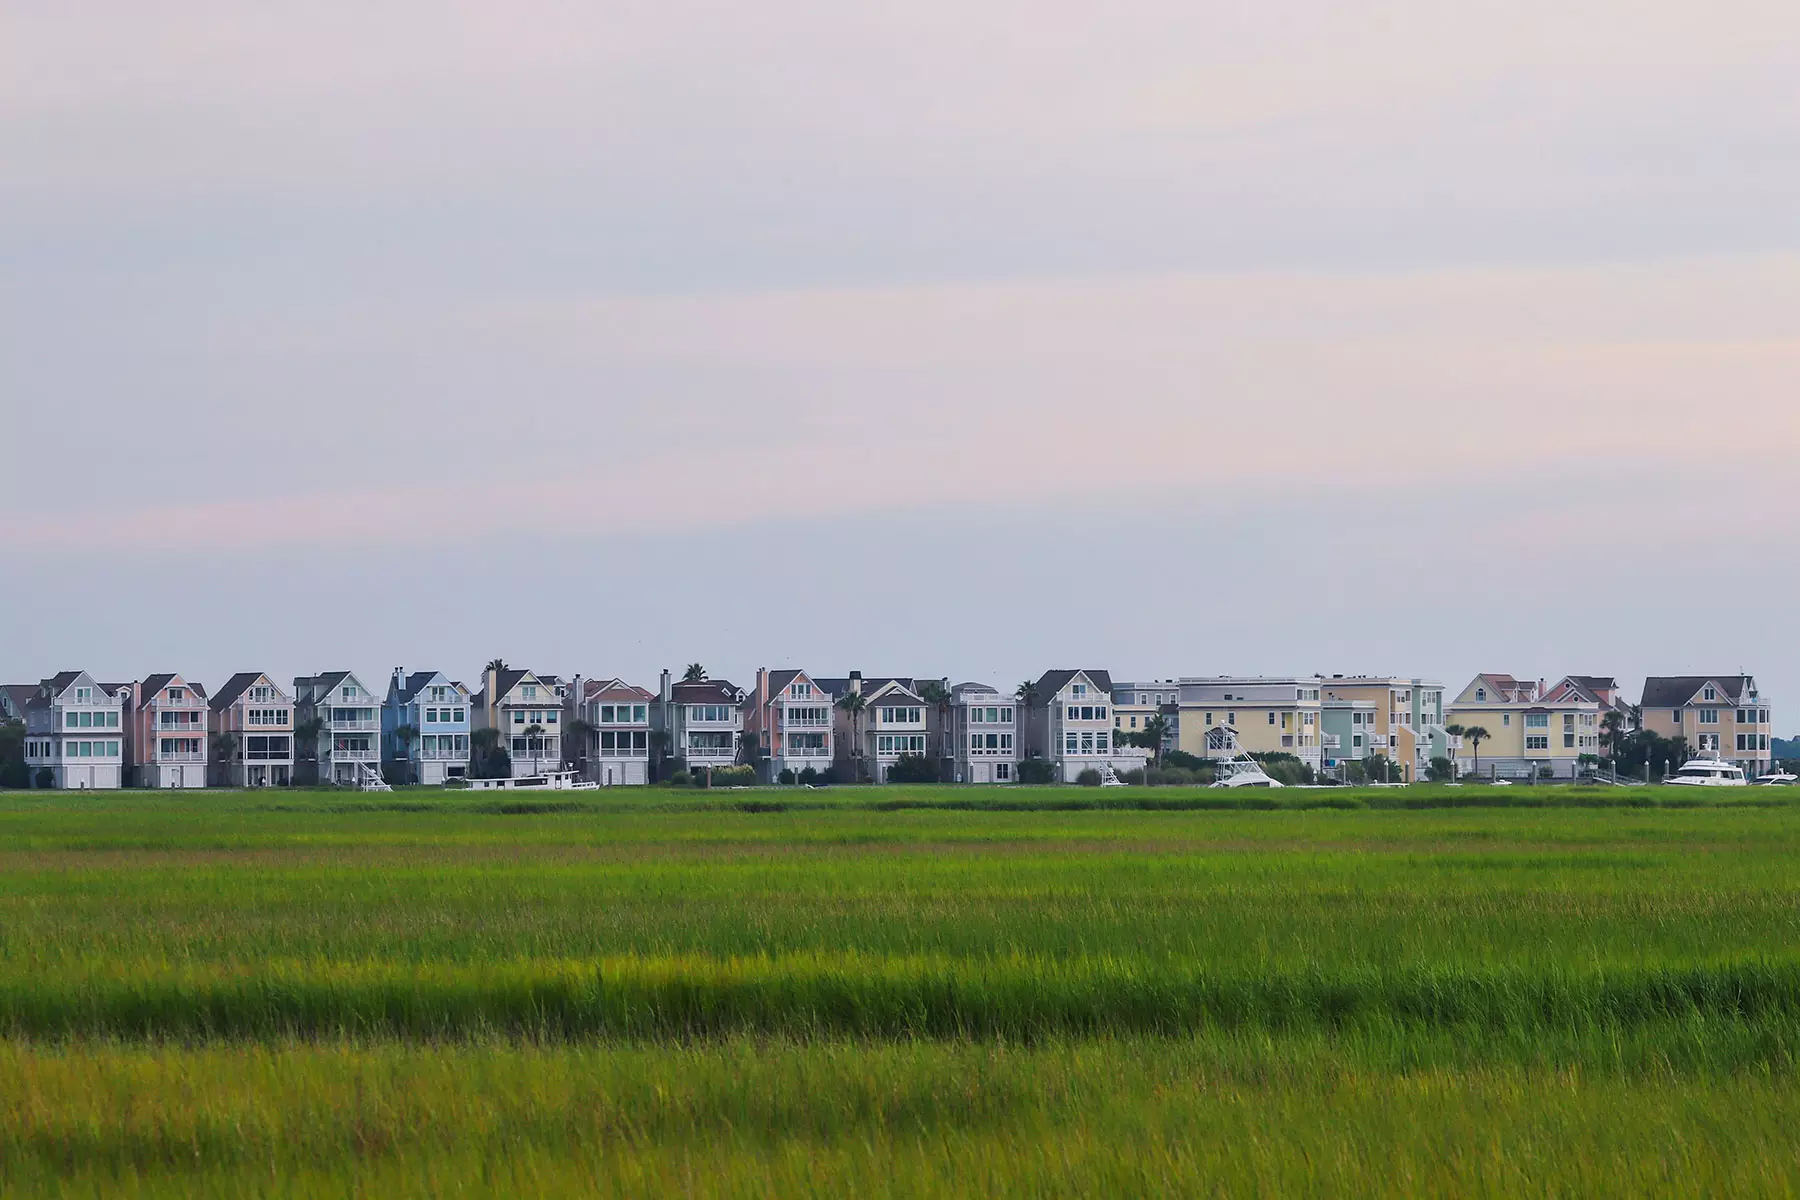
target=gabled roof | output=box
[391,671,466,705]
[210,672,285,711]
[671,679,744,704]
[0,684,36,720]
[297,671,356,696]
[582,677,656,703]
[764,669,806,697]
[1032,669,1114,700]
[1642,676,1758,709]
[863,680,926,705]
[27,671,117,708]
[137,674,206,704]
[814,676,942,700]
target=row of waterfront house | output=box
[0,664,1776,789]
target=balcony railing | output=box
[784,744,830,757]
[326,747,378,761]
[328,718,380,732]
[686,747,735,761]
[418,748,468,761]
[154,751,207,763]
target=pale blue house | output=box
[382,669,471,784]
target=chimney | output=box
[660,669,672,705]
[393,667,404,698]
[851,670,862,697]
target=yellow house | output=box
[1445,674,1601,780]
[1640,676,1773,775]
[1176,677,1323,771]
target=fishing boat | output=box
[1664,756,1748,787]
[460,770,599,791]
[1210,751,1284,788]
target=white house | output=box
[952,683,1018,783]
[294,671,384,787]
[20,670,128,789]
[1022,669,1147,782]
[473,667,568,778]
[659,675,750,777]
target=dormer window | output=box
[341,686,357,702]
[523,686,537,700]
[1476,689,1486,702]
[791,682,813,698]
[75,687,93,704]
[1703,686,1717,702]
[168,688,184,702]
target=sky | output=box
[3,1,1798,720]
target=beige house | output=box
[1445,674,1602,780]
[1177,677,1324,771]
[1640,676,1772,775]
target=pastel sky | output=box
[4,1,1798,716]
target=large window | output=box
[690,704,733,723]
[1699,709,1719,725]
[1525,713,1550,728]
[1525,735,1549,751]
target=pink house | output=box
[130,673,209,788]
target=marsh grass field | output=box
[3,783,1800,1195]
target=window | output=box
[1080,732,1094,753]
[1226,712,1235,725]
[1564,734,1576,748]
[996,763,1010,781]
[250,686,272,703]
[453,708,465,723]
[1065,733,1078,753]
[1476,689,1486,702]
[1703,686,1717,701]
[1700,709,1719,725]
[1525,713,1549,728]
[634,705,647,723]
[513,711,525,725]
[1072,684,1088,698]
[1563,714,1575,730]
[791,682,813,698]
[1096,733,1109,753]
[341,686,357,702]
[76,687,93,703]
[522,686,537,700]
[1525,735,1549,751]
[1503,714,1511,726]
[1268,712,1276,726]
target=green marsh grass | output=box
[1,786,1799,1193]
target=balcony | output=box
[784,744,831,758]
[154,750,207,763]
[328,717,379,733]
[784,717,831,728]
[326,746,378,762]
[418,747,468,761]
[687,746,735,761]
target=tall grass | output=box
[4,793,1800,1193]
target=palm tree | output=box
[293,717,325,780]
[486,659,509,674]
[647,729,672,782]
[470,727,504,778]
[564,718,595,773]
[1444,723,1464,778]
[1142,713,1170,768]
[209,731,240,787]
[1014,681,1040,762]
[391,724,419,785]
[918,680,952,764]
[836,691,868,782]
[1599,710,1624,764]
[521,724,546,774]
[736,729,761,768]
[1461,725,1491,777]
[683,664,707,683]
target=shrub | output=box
[1075,768,1102,787]
[1427,756,1456,782]
[1162,750,1208,771]
[34,767,53,789]
[798,767,821,786]
[1016,759,1056,785]
[710,765,756,788]
[777,768,797,786]
[1120,767,1146,785]
[887,754,939,784]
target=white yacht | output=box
[1664,757,1748,787]
[1754,771,1797,786]
[460,770,599,792]
[1210,752,1284,789]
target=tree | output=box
[647,729,673,782]
[1014,681,1040,760]
[563,719,595,771]
[0,719,26,789]
[486,659,509,674]
[1141,714,1170,768]
[293,717,326,775]
[1427,756,1456,782]
[390,724,419,784]
[1461,726,1491,776]
[683,664,707,683]
[1599,710,1625,763]
[736,729,762,769]
[888,753,940,784]
[470,727,507,778]
[521,724,546,774]
[918,680,952,764]
[210,731,241,780]
[836,691,868,782]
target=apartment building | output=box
[1445,673,1602,779]
[655,674,748,777]
[19,671,127,789]
[1316,676,1446,781]
[208,673,294,787]
[952,682,1018,783]
[1177,677,1324,771]
[472,668,567,778]
[129,673,209,788]
[383,670,471,785]
[1640,676,1773,775]
[746,669,834,780]
[573,676,654,786]
[1112,679,1180,757]
[1019,669,1146,782]
[294,671,384,787]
